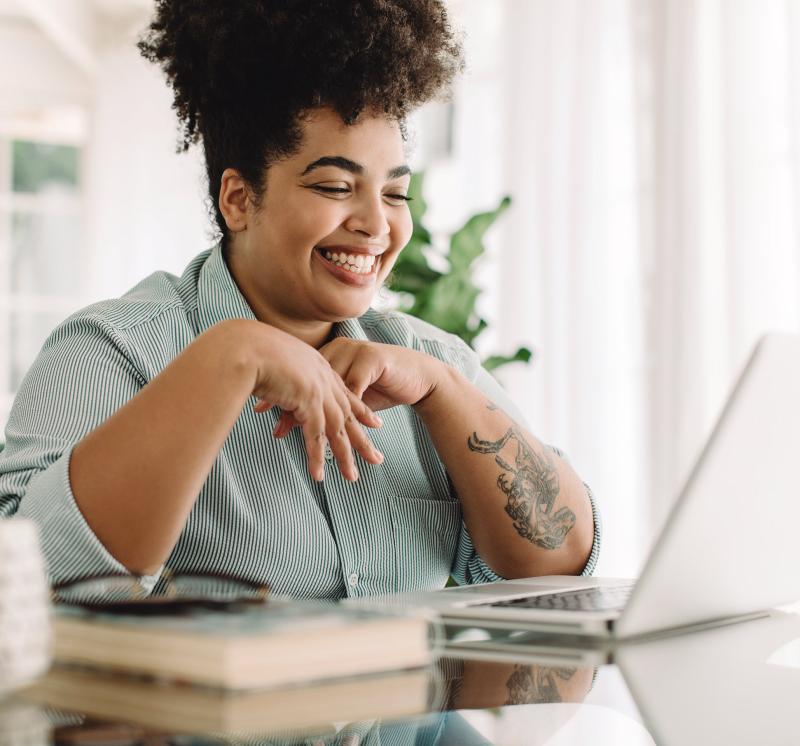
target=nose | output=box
[344,193,390,239]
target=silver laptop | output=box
[348,333,800,640]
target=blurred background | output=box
[2,0,799,577]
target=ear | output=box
[219,168,251,231]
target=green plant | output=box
[388,172,532,372]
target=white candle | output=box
[0,519,52,693]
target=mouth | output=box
[315,247,380,274]
[313,246,382,287]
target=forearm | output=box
[70,319,261,575]
[415,365,594,578]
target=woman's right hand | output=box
[245,322,384,483]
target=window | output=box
[0,136,86,426]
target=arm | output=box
[4,318,381,581]
[68,319,258,575]
[415,365,594,578]
[317,336,596,580]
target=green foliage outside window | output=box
[12,141,80,194]
[387,172,532,373]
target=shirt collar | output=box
[195,244,258,336]
[196,244,371,343]
[331,315,370,342]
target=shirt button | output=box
[347,572,359,587]
[324,444,333,462]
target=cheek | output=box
[392,209,414,249]
[265,199,340,248]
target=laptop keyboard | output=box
[476,583,636,612]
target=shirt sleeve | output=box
[0,314,161,591]
[448,348,602,583]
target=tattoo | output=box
[505,665,576,705]
[467,428,576,549]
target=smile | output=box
[318,249,376,274]
[313,247,380,287]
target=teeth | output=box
[322,249,377,272]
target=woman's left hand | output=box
[271,338,445,437]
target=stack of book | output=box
[23,665,435,736]
[49,601,435,689]
[21,600,439,737]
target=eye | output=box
[312,185,351,196]
[383,193,412,204]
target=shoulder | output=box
[64,250,207,333]
[41,250,209,372]
[357,308,481,381]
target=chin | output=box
[314,301,367,322]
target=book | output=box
[51,601,436,690]
[21,664,437,737]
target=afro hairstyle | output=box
[138,0,464,246]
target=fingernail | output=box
[374,414,382,426]
[351,467,359,481]
[374,450,384,463]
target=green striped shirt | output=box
[0,246,600,596]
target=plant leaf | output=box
[415,272,480,337]
[482,346,534,372]
[448,196,511,273]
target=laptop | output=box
[348,333,800,640]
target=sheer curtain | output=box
[472,0,800,575]
[12,0,797,577]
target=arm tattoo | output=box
[505,665,576,705]
[467,428,576,548]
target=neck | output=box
[224,245,334,349]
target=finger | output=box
[273,410,297,438]
[253,398,273,413]
[331,386,383,465]
[325,403,359,482]
[299,403,326,482]
[344,410,384,466]
[340,355,380,399]
[343,385,383,428]
[319,342,349,375]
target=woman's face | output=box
[226,107,413,334]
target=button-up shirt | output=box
[0,246,600,595]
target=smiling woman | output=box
[221,110,415,342]
[0,0,600,599]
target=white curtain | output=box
[457,0,800,575]
[9,1,798,577]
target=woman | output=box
[0,0,599,597]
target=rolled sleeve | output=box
[580,483,602,576]
[0,313,161,592]
[17,446,129,584]
[450,520,506,585]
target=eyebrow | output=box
[301,156,411,180]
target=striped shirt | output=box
[0,245,600,596]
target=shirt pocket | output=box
[388,494,462,592]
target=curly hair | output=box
[138,0,463,247]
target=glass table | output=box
[3,607,800,745]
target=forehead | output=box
[292,107,406,169]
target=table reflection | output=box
[3,656,596,746]
[3,609,800,745]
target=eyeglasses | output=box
[52,568,270,613]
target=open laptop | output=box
[348,333,800,640]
